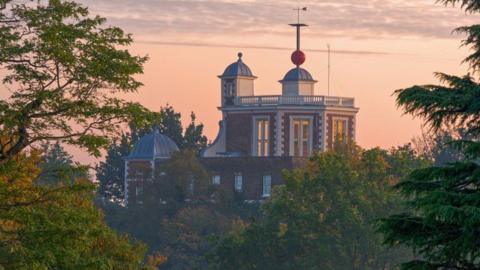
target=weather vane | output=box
[290,7,308,67]
[293,7,307,24]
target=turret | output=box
[218,52,257,106]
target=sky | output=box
[3,0,480,164]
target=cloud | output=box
[137,40,390,55]
[79,0,479,41]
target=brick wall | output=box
[201,157,308,200]
[225,112,276,156]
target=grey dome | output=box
[126,130,179,160]
[281,67,316,82]
[220,53,255,78]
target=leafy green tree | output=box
[36,141,89,186]
[0,0,152,164]
[209,144,422,270]
[378,1,480,269]
[0,150,164,269]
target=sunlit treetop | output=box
[0,0,154,164]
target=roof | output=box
[281,67,317,82]
[220,52,256,78]
[125,130,179,160]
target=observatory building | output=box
[124,21,359,204]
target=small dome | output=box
[220,52,255,78]
[281,67,316,82]
[126,130,179,160]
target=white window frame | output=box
[289,116,313,157]
[252,116,270,157]
[332,116,349,143]
[262,175,272,197]
[136,185,144,204]
[188,175,195,195]
[212,175,221,185]
[234,173,243,192]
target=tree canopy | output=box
[0,150,165,269]
[0,0,152,164]
[378,1,480,269]
[208,144,425,270]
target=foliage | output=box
[183,112,208,152]
[36,141,89,185]
[378,1,480,269]
[100,150,258,270]
[96,134,131,203]
[412,129,467,166]
[0,151,164,269]
[209,143,424,270]
[0,0,153,164]
[130,106,208,151]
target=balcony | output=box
[229,95,355,108]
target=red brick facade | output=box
[201,157,308,200]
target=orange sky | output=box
[1,0,478,165]
[123,38,468,148]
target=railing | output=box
[231,95,355,107]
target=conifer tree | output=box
[96,134,131,203]
[379,1,480,269]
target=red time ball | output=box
[291,50,306,66]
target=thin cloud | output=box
[138,40,391,56]
[79,0,479,40]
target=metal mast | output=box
[290,7,307,55]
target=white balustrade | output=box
[232,95,354,107]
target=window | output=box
[188,175,194,195]
[212,175,221,185]
[262,175,272,197]
[254,118,270,157]
[333,118,348,142]
[136,185,144,204]
[234,173,243,192]
[223,79,235,96]
[290,118,312,157]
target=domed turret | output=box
[221,53,255,78]
[280,67,317,96]
[219,53,257,106]
[282,67,315,82]
[126,129,179,160]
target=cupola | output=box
[219,53,257,106]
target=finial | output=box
[237,52,243,60]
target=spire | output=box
[289,7,307,67]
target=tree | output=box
[36,141,89,185]
[183,112,208,152]
[130,106,183,147]
[0,150,164,269]
[99,149,257,270]
[378,1,480,269]
[412,128,466,166]
[0,0,152,164]
[96,134,131,203]
[209,144,423,270]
